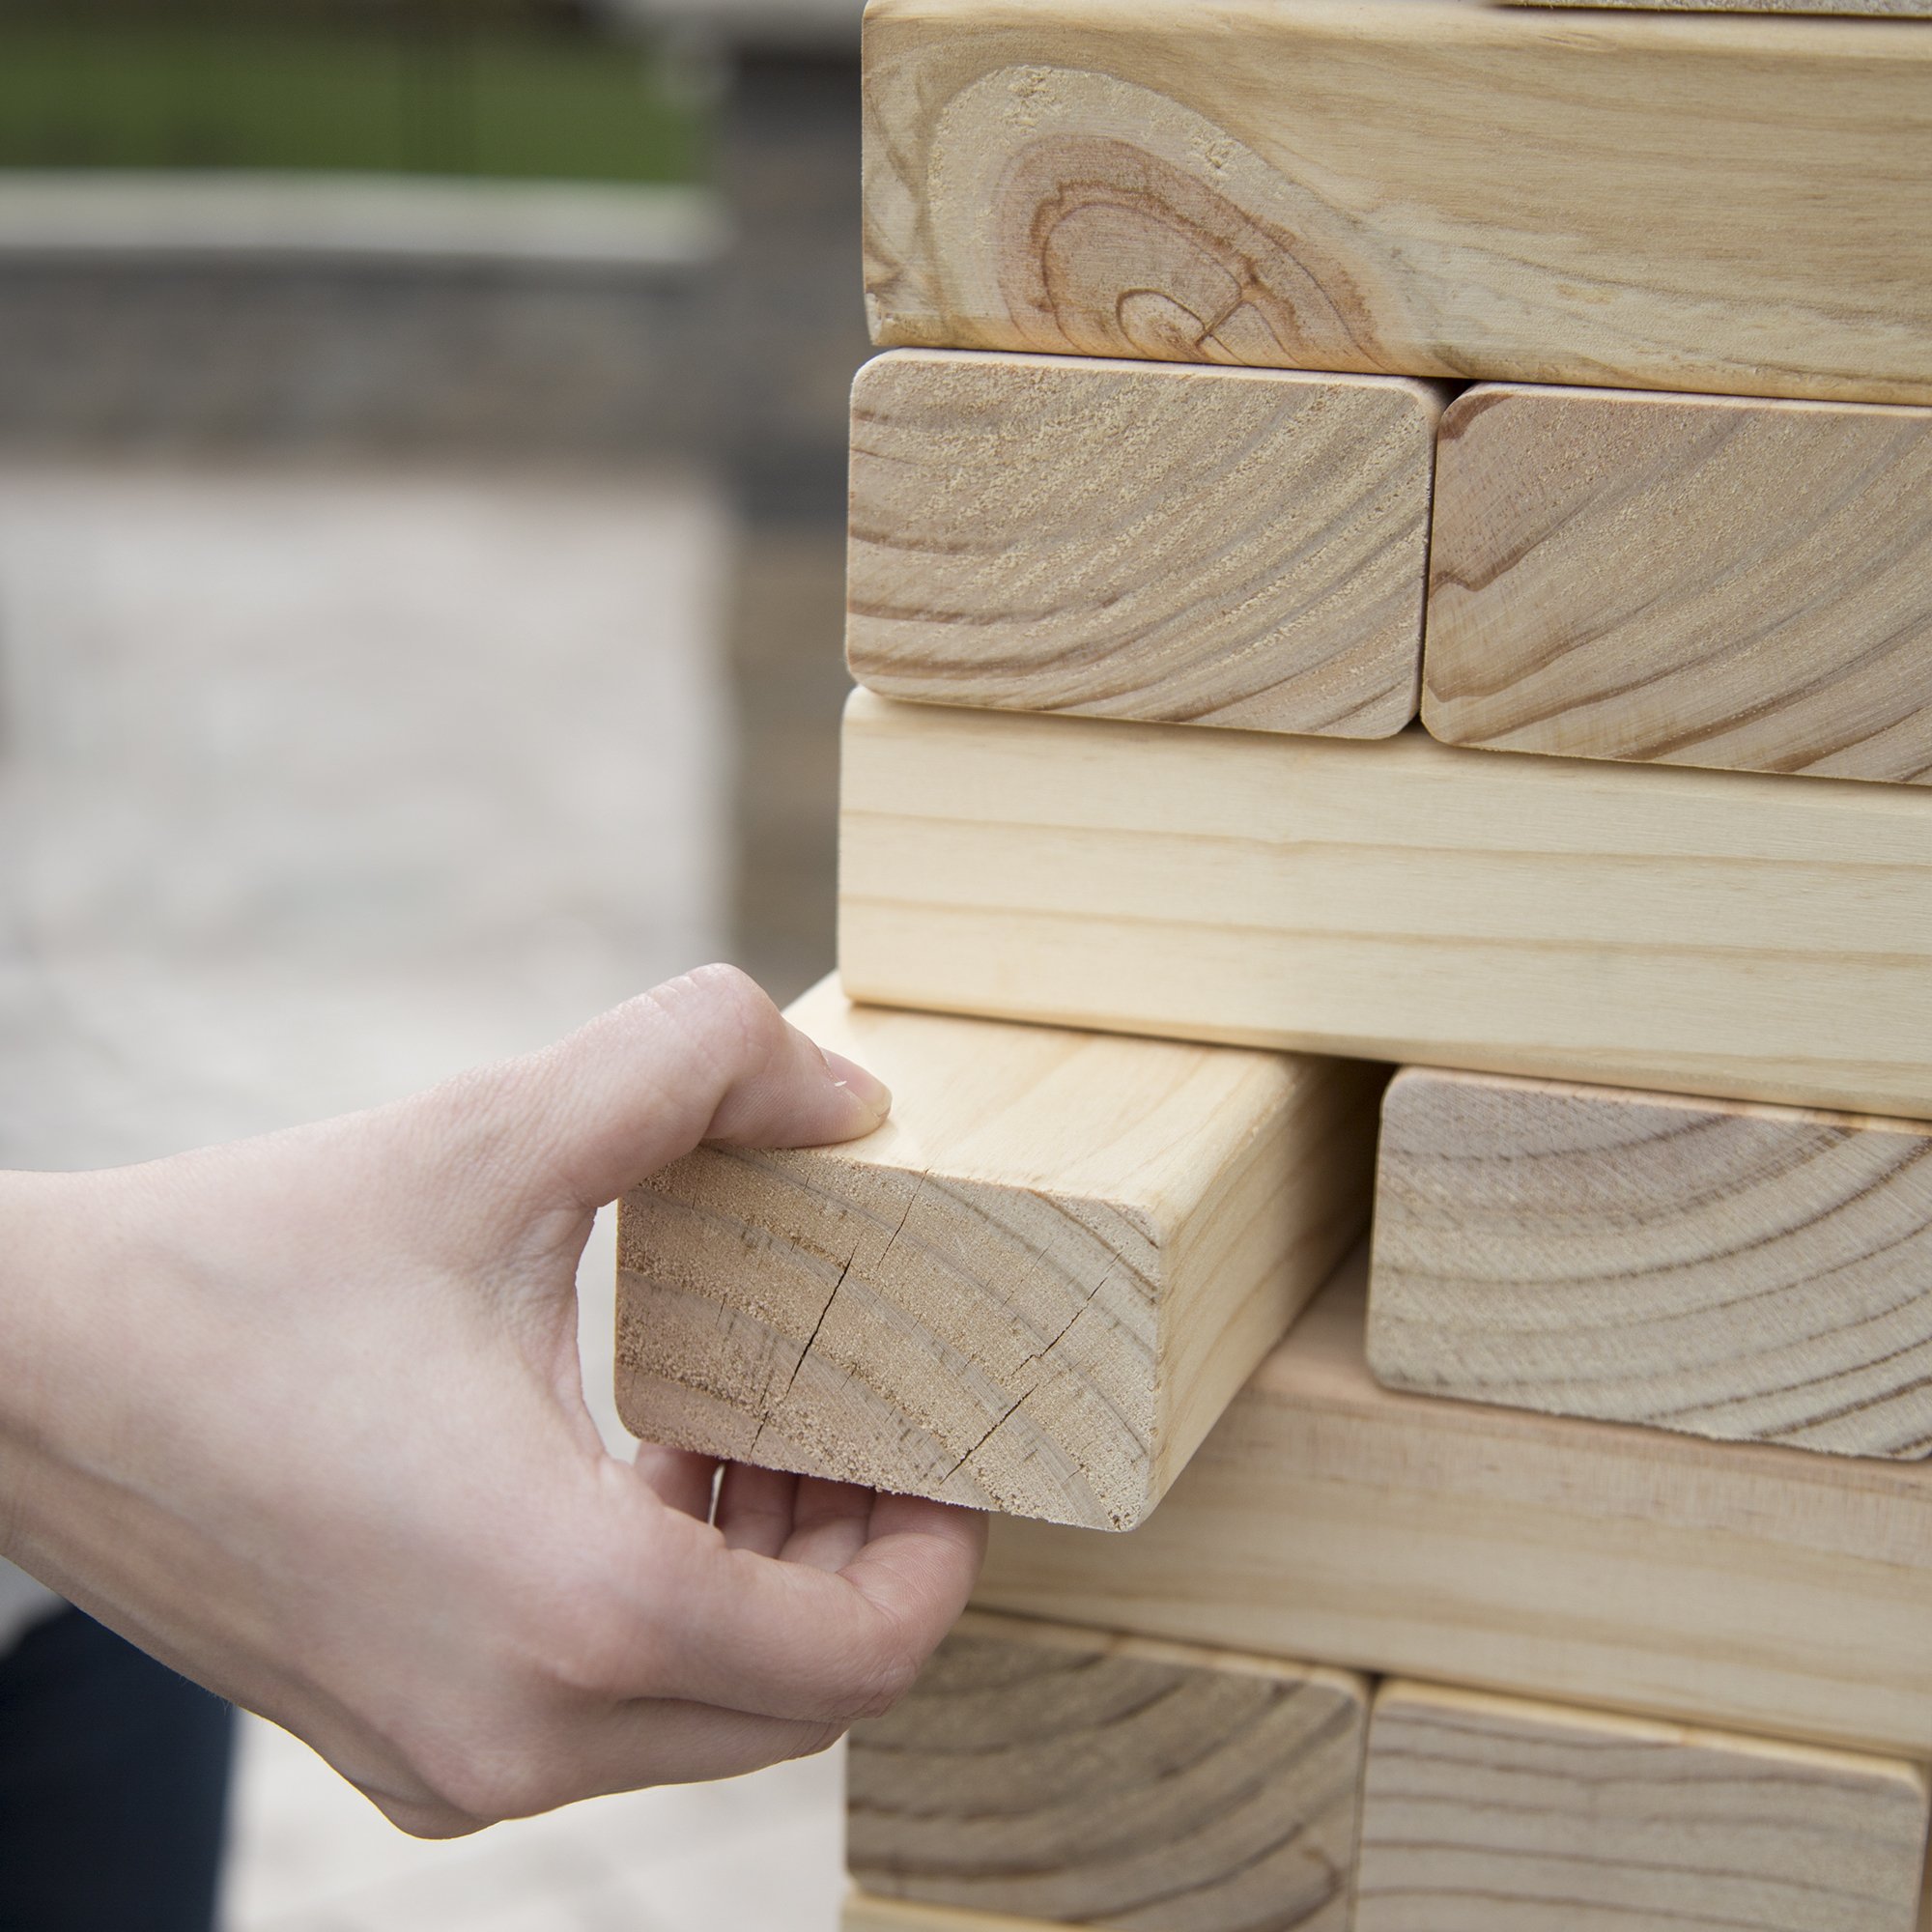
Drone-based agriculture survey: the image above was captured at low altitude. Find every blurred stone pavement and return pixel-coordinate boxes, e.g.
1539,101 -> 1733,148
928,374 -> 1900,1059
0,454 -> 846,1929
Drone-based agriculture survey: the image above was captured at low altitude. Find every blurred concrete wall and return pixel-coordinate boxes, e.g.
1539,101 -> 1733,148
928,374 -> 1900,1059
0,253 -> 717,459
0,31 -> 867,1002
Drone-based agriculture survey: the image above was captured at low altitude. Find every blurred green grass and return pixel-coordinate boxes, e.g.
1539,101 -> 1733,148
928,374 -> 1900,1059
0,17 -> 708,184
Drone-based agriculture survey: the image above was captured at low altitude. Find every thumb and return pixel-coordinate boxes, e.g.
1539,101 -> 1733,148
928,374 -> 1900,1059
497,965 -> 891,1209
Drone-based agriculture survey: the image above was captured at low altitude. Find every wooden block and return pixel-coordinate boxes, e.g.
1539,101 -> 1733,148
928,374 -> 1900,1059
615,977 -> 1378,1528
848,1610 -> 1367,1929
978,1249 -> 1932,1757
1368,1067 -> 1932,1459
863,0 -> 1932,407
1354,1680 -> 1930,1932
844,1898 -> 1065,1932
846,350 -> 1440,737
1424,384 -> 1932,785
838,692 -> 1932,1120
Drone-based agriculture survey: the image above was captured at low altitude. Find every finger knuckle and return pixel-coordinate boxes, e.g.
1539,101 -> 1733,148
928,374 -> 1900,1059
544,1588 -> 653,1702
786,1718 -> 849,1763
839,1631 -> 925,1723
685,960 -> 763,1008
672,963 -> 783,1060
534,1523 -> 677,1698
411,1738 -> 561,1829
374,1792 -> 488,1842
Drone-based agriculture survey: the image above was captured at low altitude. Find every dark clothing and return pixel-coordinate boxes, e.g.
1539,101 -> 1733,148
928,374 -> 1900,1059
0,1607 -> 232,1931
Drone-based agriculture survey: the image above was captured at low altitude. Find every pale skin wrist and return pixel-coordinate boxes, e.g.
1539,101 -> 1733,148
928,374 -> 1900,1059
0,965 -> 984,1835
0,1164 -> 118,1566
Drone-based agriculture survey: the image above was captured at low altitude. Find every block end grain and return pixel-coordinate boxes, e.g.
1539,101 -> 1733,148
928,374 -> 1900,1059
1367,1065 -> 1932,1459
1355,1679 -> 1930,1932
848,1610 -> 1369,1930
1425,383 -> 1932,785
846,349 -> 1439,738
615,979 -> 1377,1528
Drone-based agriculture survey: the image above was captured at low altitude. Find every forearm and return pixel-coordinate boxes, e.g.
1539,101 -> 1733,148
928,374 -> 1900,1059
0,1166 -> 106,1569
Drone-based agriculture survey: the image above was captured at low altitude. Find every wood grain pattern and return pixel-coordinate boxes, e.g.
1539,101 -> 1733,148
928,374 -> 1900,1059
615,977 -> 1378,1528
847,1611 -> 1367,1929
1354,1680 -> 1930,1932
844,1898 -> 1067,1932
838,692 -> 1932,1121
1367,1067 -> 1932,1459
863,0 -> 1932,407
978,1249 -> 1932,1757
1424,384 -> 1932,784
846,350 -> 1439,736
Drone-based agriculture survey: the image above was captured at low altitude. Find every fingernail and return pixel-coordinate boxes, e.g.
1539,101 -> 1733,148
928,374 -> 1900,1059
822,1048 -> 892,1122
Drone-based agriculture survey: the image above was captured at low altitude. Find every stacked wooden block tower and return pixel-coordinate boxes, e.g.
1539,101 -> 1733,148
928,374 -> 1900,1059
619,0 -> 1932,1923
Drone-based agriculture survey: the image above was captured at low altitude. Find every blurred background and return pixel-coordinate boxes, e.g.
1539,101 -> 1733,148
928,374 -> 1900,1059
0,0 -> 867,1923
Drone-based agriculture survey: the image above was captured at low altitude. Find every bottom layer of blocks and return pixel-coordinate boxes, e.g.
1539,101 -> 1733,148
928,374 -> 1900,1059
841,1613 -> 1932,1932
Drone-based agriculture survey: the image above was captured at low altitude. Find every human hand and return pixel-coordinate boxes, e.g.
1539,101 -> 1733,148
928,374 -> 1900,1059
0,965 -> 985,1836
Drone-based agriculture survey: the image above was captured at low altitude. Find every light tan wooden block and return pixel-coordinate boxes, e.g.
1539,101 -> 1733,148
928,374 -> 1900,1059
1424,384 -> 1932,785
979,1249 -> 1932,1757
615,977 -> 1378,1528
848,1611 -> 1366,1929
838,692 -> 1932,1120
864,0 -> 1932,407
844,1898 -> 1066,1932
846,350 -> 1439,737
1368,1067 -> 1932,1459
1354,1680 -> 1930,1932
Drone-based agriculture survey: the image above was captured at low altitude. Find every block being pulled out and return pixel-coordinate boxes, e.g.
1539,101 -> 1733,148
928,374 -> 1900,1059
615,976 -> 1380,1528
